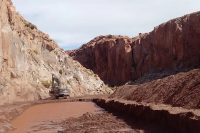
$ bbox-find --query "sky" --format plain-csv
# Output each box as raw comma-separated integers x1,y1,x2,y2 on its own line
12,0,200,50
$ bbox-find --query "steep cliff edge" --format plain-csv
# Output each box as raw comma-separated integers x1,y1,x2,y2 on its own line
67,11,200,85
0,0,112,105
67,35,133,85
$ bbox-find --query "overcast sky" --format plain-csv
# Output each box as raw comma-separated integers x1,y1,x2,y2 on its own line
12,0,200,50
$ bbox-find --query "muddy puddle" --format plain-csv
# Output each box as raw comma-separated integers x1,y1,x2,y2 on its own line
7,102,103,133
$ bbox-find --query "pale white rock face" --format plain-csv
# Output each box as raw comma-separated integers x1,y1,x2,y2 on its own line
0,0,112,105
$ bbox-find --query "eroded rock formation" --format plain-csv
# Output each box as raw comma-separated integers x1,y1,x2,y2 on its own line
67,35,133,85
0,0,112,105
68,11,200,85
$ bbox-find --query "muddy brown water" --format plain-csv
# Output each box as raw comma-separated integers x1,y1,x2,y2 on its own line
7,102,103,133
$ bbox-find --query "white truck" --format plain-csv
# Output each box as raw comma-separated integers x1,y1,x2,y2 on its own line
49,74,70,99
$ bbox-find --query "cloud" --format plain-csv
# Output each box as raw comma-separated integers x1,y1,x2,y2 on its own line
12,0,200,50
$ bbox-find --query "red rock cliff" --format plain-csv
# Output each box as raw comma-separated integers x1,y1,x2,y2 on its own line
68,35,133,85
67,11,200,85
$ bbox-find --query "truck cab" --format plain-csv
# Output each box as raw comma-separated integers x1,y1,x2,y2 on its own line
50,74,70,99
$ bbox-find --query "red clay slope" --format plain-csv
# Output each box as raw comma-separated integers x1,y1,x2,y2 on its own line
111,68,200,109
67,11,200,85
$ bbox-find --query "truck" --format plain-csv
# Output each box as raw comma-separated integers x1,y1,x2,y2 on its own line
49,87,70,99
49,74,70,99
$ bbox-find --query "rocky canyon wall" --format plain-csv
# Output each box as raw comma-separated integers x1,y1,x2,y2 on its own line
67,35,133,85
0,0,112,105
68,11,200,85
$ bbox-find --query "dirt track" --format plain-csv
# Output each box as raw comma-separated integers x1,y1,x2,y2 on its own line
1,97,200,133
0,99,167,133
94,98,200,133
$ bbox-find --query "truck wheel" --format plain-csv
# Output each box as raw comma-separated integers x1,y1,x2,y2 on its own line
64,96,69,99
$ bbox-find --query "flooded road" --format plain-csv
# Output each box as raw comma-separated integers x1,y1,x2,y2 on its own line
7,102,102,133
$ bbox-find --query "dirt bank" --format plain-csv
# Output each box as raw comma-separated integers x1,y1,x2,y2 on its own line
7,101,102,133
61,112,171,133
111,68,200,109
93,98,200,133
